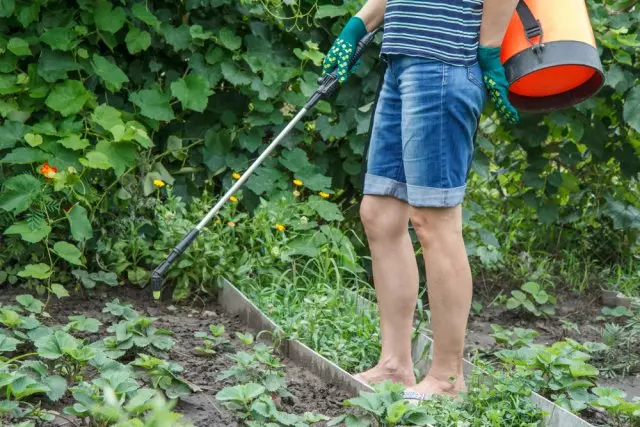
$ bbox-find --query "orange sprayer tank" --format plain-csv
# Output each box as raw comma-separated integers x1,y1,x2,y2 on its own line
500,0,605,112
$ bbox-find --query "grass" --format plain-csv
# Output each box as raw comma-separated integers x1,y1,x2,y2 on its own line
236,256,382,373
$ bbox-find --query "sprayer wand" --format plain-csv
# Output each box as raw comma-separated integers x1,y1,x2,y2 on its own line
150,29,380,300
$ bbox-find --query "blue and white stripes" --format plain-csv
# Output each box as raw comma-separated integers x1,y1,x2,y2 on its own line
381,0,484,66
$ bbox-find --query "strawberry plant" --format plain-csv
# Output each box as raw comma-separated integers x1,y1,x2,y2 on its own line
131,354,191,399
194,324,233,356
505,282,557,317
490,324,539,348
103,315,175,358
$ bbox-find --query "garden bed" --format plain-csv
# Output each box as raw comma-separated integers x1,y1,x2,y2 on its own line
0,285,350,426
465,291,640,400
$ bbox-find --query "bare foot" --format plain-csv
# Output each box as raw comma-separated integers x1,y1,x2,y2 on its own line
354,362,416,387
404,374,466,399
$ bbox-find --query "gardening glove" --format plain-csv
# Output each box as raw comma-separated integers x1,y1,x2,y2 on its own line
322,16,368,84
478,46,520,125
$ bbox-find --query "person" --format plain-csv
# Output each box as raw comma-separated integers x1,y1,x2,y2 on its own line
321,0,520,400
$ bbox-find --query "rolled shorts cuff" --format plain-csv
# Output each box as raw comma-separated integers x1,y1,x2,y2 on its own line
406,183,466,207
363,173,408,203
364,173,466,207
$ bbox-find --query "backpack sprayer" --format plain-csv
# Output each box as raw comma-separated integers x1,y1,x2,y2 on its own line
150,29,380,300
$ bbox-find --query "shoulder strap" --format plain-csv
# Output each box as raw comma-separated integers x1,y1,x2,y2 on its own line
516,0,542,40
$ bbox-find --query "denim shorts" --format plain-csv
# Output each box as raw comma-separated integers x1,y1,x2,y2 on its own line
364,55,488,207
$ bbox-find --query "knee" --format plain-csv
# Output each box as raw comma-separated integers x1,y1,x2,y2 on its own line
409,207,462,246
360,198,408,242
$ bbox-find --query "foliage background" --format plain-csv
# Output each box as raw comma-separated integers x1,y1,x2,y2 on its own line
0,0,638,298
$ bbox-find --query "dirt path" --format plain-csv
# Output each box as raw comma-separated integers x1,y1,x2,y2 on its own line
1,285,351,426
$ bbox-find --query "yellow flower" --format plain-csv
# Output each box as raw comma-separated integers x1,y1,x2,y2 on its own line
293,190,301,197
293,179,303,187
275,224,285,232
232,172,241,180
230,196,238,203
319,191,330,199
153,179,165,188
215,219,221,224
227,221,236,227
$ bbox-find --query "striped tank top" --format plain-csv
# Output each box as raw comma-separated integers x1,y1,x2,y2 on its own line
380,0,484,66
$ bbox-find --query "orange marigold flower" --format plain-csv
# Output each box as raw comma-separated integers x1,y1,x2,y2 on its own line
39,162,57,178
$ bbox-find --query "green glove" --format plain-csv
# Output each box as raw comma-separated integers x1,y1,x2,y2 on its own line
322,16,368,83
478,46,519,125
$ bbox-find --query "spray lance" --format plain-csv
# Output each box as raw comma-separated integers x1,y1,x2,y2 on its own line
150,29,380,300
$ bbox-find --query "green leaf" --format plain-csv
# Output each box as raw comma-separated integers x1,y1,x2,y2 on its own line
45,80,92,117
0,335,21,352
521,282,540,295
44,375,67,401
24,133,43,147
0,147,48,164
91,54,129,92
52,241,83,265
0,174,41,214
0,121,25,150
130,88,174,121
0,0,14,17
131,4,160,30
18,263,52,279
16,294,43,313
50,284,69,298
345,393,384,415
67,315,101,333
0,74,19,95
67,204,92,242
58,134,90,151
37,49,80,83
221,61,252,86
217,28,241,50
162,24,191,51
537,203,559,225
79,151,112,170
307,196,343,221
96,140,136,176
279,148,312,173
92,104,123,131
623,86,640,132
40,27,77,51
315,4,349,19
603,196,640,229
7,37,30,56
125,28,151,54
569,362,598,378
16,2,39,27
35,330,77,359
4,220,51,243
94,0,126,33
90,271,118,286
170,75,211,112
216,383,265,402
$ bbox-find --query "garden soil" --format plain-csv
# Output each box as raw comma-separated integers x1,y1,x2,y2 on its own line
0,286,351,426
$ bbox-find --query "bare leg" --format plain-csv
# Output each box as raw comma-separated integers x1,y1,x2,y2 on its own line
354,195,418,387
405,205,471,397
